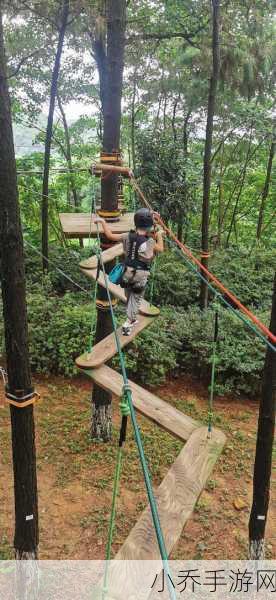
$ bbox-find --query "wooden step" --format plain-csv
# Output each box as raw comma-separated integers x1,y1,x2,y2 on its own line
79,243,124,270
105,427,225,598
81,267,160,317
76,316,154,368
83,364,198,441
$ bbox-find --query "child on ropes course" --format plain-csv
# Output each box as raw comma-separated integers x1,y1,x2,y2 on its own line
94,208,164,335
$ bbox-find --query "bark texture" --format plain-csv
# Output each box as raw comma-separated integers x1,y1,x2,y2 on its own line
248,273,276,558
200,0,220,309
91,0,126,441
256,139,275,240
0,6,38,557
41,0,69,269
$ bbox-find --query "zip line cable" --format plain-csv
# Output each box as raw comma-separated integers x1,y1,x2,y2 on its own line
129,175,276,350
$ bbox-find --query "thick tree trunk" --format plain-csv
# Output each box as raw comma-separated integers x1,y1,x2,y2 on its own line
200,0,220,309
91,0,126,441
249,273,276,558
41,0,69,270
57,93,80,207
0,7,38,558
256,139,275,240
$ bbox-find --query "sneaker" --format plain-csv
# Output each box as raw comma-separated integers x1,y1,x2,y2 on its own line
122,319,138,336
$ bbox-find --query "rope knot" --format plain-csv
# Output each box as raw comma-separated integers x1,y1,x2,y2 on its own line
120,383,131,417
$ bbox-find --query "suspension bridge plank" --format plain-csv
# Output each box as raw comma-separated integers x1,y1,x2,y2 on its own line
83,365,198,441
105,426,225,599
76,316,154,369
80,267,160,316
59,212,134,239
79,243,124,270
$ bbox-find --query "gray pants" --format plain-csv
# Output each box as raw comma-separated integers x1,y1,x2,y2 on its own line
122,267,149,321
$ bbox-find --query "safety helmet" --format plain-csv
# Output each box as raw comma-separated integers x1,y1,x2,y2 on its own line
134,208,153,230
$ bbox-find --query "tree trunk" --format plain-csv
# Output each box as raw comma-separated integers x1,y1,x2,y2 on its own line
249,273,276,558
41,0,69,270
57,93,80,207
0,7,38,559
217,140,224,246
131,67,138,173
226,130,253,247
200,0,220,309
177,110,191,244
91,0,126,441
256,139,275,240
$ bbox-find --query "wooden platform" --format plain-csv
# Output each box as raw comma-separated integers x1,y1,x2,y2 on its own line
76,230,226,582
84,365,199,441
59,212,134,239
80,267,160,317
76,316,154,369
106,428,225,599
79,243,124,270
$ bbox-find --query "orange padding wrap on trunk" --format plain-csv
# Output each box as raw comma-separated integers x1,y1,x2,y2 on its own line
6,390,40,408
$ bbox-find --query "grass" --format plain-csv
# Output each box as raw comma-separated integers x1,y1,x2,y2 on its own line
0,374,273,561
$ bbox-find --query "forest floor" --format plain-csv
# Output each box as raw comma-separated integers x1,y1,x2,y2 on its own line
0,373,275,560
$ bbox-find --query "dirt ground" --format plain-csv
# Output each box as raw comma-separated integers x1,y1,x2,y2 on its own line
0,373,275,560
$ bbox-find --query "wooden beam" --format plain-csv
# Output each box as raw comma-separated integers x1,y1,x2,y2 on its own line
105,426,225,599
83,365,198,441
59,212,134,239
81,267,160,317
93,162,131,176
76,316,154,369
79,243,124,270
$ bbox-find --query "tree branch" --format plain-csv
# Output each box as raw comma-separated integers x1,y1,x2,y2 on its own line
7,50,40,79
126,24,207,48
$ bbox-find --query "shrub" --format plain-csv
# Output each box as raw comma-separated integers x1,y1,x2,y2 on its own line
24,243,93,294
112,308,180,385
172,304,266,396
148,245,274,313
0,284,94,377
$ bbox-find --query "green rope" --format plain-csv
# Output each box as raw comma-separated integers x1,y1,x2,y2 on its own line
92,222,176,600
208,312,218,436
88,281,98,353
149,253,157,307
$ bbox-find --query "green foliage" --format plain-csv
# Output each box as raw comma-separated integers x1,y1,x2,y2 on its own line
112,308,180,385
113,304,267,396
173,305,266,396
24,244,92,294
26,287,93,376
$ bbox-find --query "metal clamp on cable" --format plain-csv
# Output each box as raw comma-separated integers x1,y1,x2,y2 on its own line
5,386,40,409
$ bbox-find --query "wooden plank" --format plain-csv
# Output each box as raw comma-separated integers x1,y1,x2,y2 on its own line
76,316,154,369
105,426,226,599
84,365,198,441
79,243,124,270
59,212,134,239
81,267,160,317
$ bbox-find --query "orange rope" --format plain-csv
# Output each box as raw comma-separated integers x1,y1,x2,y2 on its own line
129,174,276,346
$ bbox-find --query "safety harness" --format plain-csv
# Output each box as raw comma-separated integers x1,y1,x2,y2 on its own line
125,230,151,272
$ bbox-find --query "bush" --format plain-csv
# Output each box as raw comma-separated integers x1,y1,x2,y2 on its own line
26,287,94,376
148,245,274,313
113,304,266,396
24,243,93,294
112,308,180,385
148,251,198,308
171,304,266,396
0,282,94,377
